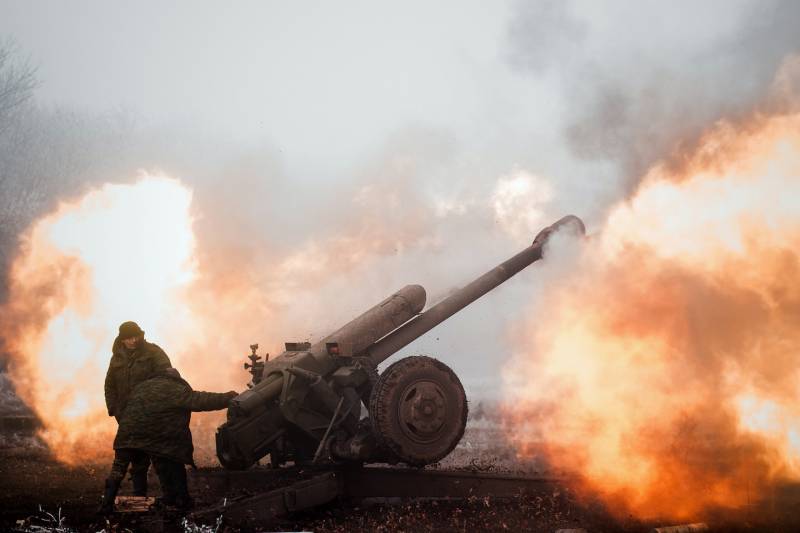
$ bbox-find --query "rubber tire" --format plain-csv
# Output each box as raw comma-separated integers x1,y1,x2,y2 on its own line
369,356,467,466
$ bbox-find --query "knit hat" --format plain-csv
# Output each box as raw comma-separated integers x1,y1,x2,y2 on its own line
118,321,144,339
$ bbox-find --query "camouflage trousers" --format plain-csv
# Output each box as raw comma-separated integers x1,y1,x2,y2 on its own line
108,448,150,495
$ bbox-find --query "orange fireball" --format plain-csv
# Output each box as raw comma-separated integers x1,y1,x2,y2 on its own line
503,112,800,520
0,174,197,464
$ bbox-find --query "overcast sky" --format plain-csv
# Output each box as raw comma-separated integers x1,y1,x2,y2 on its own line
3,2,784,195
2,2,530,178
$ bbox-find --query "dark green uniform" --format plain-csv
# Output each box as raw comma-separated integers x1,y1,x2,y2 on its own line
103,336,171,496
104,337,172,418
111,373,235,508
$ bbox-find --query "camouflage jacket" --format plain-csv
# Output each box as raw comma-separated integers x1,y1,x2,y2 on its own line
104,337,171,417
113,373,234,465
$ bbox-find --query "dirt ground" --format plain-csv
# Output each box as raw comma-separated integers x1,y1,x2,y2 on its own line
0,423,603,533
2,422,800,532
0,449,619,533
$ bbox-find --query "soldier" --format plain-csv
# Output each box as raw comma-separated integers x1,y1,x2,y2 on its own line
99,368,237,513
104,321,171,497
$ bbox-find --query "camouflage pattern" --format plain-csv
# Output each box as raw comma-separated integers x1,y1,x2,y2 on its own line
104,336,172,417
114,373,234,465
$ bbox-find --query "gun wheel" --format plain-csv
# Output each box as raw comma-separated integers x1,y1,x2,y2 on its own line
369,356,467,466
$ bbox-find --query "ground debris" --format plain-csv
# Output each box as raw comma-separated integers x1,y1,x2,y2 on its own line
12,505,77,533
180,515,223,533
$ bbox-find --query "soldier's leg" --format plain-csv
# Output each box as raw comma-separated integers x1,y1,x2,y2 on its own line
129,451,150,496
152,456,177,505
99,450,133,514
170,461,192,509
152,457,191,508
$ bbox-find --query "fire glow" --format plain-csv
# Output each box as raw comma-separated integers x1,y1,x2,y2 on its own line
503,112,800,520
0,174,197,463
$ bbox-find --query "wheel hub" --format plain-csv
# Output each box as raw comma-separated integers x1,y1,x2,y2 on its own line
398,380,447,442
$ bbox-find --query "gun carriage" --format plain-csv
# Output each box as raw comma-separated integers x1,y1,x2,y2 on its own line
216,215,585,469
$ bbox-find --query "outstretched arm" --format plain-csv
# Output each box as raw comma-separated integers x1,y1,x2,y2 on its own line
187,390,238,412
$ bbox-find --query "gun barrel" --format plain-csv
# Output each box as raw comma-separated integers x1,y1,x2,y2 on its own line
363,215,584,366
316,283,427,359
232,284,426,414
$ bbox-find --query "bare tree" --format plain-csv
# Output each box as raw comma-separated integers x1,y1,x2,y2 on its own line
0,42,137,297
0,41,39,301
0,41,37,130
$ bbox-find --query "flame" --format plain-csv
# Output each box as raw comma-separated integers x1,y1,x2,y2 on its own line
0,173,198,463
503,112,800,519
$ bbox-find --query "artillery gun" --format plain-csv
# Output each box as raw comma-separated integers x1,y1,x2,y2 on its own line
216,215,585,469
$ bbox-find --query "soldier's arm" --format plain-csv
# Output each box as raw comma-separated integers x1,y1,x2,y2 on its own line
104,364,117,417
185,390,238,412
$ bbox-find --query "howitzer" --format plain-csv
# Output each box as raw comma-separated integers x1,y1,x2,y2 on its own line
216,215,585,469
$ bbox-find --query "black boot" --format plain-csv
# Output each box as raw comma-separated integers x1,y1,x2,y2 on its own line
98,478,120,515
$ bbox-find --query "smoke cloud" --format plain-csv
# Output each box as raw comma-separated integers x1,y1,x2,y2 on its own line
508,0,800,194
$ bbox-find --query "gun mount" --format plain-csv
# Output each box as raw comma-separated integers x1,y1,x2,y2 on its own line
216,215,585,469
